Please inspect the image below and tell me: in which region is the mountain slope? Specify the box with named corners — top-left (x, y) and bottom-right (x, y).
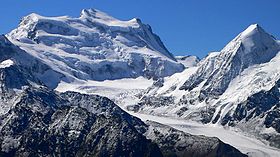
top-left (135, 24), bottom-right (280, 149)
top-left (0, 89), bottom-right (163, 157)
top-left (0, 88), bottom-right (245, 157)
top-left (180, 24), bottom-right (280, 98)
top-left (0, 35), bottom-right (246, 157)
top-left (0, 35), bottom-right (63, 88)
top-left (7, 9), bottom-right (184, 84)
top-left (145, 121), bottom-right (246, 157)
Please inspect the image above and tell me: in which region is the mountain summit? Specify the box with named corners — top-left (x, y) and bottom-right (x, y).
top-left (80, 8), bottom-right (142, 28)
top-left (180, 24), bottom-right (280, 97)
top-left (7, 9), bottom-right (184, 84)
top-left (0, 16), bottom-right (247, 156)
top-left (136, 24), bottom-right (280, 149)
top-left (1, 7), bottom-right (280, 156)
top-left (222, 23), bottom-right (278, 64)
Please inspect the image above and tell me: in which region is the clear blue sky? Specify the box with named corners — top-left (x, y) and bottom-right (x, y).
top-left (1, 0), bottom-right (280, 58)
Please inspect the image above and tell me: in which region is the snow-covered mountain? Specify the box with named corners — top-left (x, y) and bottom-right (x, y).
top-left (2, 7), bottom-right (280, 156)
top-left (135, 24), bottom-right (280, 149)
top-left (7, 8), bottom-right (184, 85)
top-left (0, 35), bottom-right (246, 157)
top-left (180, 24), bottom-right (279, 97)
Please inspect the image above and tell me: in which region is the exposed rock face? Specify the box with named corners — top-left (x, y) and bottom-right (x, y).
top-left (0, 87), bottom-right (246, 157)
top-left (0, 82), bottom-right (246, 157)
top-left (145, 121), bottom-right (246, 157)
top-left (0, 54), bottom-right (160, 156)
top-left (217, 79), bottom-right (280, 148)
top-left (0, 89), bottom-right (162, 157)
top-left (0, 35), bottom-right (161, 156)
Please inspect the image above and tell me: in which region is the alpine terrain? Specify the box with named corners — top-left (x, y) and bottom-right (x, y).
top-left (7, 8), bottom-right (184, 85)
top-left (134, 24), bottom-right (280, 153)
top-left (0, 8), bottom-right (251, 157)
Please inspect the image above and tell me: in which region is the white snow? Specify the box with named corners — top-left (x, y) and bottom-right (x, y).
top-left (5, 11), bottom-right (280, 156)
top-left (241, 24), bottom-right (259, 37)
top-left (175, 55), bottom-right (199, 68)
top-left (0, 59), bottom-right (14, 68)
top-left (133, 24), bottom-right (280, 128)
top-left (80, 9), bottom-right (140, 28)
top-left (209, 50), bottom-right (280, 124)
top-left (129, 112), bottom-right (280, 157)
top-left (55, 76), bottom-right (154, 108)
top-left (7, 9), bottom-right (183, 82)
top-left (55, 70), bottom-right (280, 157)
top-left (56, 76), bottom-right (153, 92)
top-left (155, 66), bottom-right (198, 102)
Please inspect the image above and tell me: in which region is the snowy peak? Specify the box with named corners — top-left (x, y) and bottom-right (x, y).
top-left (241, 24), bottom-right (261, 35)
top-left (80, 8), bottom-right (110, 19)
top-left (240, 24), bottom-right (277, 50)
top-left (219, 24), bottom-right (280, 72)
top-left (179, 24), bottom-right (280, 97)
top-left (217, 23), bottom-right (280, 69)
top-left (80, 8), bottom-right (141, 28)
top-left (7, 9), bottom-right (183, 81)
top-left (222, 24), bottom-right (279, 56)
top-left (241, 24), bottom-right (269, 38)
top-left (9, 8), bottom-right (175, 60)
top-left (79, 8), bottom-right (175, 61)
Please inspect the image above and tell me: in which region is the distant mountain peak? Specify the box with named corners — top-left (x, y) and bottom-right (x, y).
top-left (80, 8), bottom-right (109, 19)
top-left (80, 8), bottom-right (141, 28)
top-left (7, 9), bottom-right (183, 81)
top-left (180, 23), bottom-right (280, 97)
top-left (221, 23), bottom-right (278, 57)
top-left (241, 24), bottom-right (264, 38)
top-left (238, 24), bottom-right (277, 51)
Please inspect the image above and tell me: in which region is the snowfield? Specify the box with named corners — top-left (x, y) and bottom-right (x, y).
top-left (55, 76), bottom-right (154, 108)
top-left (129, 112), bottom-right (280, 157)
top-left (55, 75), bottom-right (280, 157)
